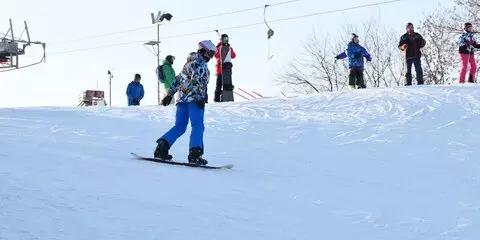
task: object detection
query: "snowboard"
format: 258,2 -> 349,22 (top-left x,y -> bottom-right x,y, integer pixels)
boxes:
221,63 -> 234,102
130,152 -> 233,170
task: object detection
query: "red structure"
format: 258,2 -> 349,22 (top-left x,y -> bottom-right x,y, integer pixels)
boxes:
78,90 -> 107,107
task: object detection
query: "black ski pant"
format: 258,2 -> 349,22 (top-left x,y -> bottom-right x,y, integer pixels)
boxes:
214,63 -> 234,102
214,74 -> 223,102
349,68 -> 366,89
405,57 -> 424,85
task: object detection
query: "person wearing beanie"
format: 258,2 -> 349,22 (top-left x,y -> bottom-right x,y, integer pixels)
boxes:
398,22 -> 426,85
126,73 -> 144,106
334,33 -> 372,89
457,22 -> 480,83
158,55 -> 177,105
214,33 -> 236,102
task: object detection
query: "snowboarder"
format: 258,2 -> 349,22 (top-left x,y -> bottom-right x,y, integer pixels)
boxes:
398,22 -> 426,85
457,22 -> 480,83
126,73 -> 144,106
334,33 -> 372,89
159,55 -> 177,105
214,34 -> 236,102
154,40 -> 217,165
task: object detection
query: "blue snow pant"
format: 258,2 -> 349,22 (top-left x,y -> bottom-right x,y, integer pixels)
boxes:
157,102 -> 205,150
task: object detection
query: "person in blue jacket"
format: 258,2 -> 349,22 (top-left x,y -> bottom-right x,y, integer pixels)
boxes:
335,33 -> 372,89
126,73 -> 144,106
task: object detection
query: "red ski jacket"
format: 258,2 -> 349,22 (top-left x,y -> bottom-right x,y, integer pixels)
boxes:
215,43 -> 236,75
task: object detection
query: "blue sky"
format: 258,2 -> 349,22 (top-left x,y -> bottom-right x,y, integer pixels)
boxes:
0,0 -> 453,107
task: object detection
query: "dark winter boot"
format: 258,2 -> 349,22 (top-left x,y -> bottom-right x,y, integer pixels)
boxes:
188,147 -> 208,165
154,139 -> 173,160
355,70 -> 366,89
468,75 -> 475,83
405,76 -> 412,86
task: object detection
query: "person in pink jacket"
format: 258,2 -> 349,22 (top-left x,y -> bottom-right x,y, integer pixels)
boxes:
457,22 -> 480,83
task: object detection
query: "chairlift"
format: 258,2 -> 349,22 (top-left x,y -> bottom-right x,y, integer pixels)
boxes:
0,18 -> 46,72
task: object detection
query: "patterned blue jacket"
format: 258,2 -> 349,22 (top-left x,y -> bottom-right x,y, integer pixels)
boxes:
335,42 -> 372,69
457,31 -> 480,54
168,53 -> 210,104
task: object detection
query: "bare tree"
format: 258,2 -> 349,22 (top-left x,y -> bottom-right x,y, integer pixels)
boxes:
360,18 -> 404,87
453,0 -> 480,25
278,32 -> 349,93
419,7 -> 459,85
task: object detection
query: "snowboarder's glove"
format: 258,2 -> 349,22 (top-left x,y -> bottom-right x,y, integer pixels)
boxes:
354,52 -> 362,59
205,93 -> 208,104
133,99 -> 140,105
161,95 -> 173,106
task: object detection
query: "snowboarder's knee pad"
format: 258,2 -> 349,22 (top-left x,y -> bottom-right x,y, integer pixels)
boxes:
223,84 -> 234,91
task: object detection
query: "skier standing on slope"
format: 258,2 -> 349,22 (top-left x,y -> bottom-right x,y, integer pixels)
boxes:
335,33 -> 372,89
457,22 -> 480,83
153,40 -> 217,165
398,22 -> 426,86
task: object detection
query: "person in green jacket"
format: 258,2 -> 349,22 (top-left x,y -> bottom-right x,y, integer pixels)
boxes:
160,55 -> 176,105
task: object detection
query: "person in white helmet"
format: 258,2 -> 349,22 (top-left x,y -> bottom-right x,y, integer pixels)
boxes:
154,40 -> 217,165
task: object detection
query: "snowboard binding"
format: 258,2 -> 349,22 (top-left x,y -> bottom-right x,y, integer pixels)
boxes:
154,139 -> 173,160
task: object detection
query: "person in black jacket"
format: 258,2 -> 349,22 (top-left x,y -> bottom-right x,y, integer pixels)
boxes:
398,22 -> 426,85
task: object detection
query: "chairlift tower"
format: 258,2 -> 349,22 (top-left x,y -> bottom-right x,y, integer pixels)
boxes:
0,18 -> 46,72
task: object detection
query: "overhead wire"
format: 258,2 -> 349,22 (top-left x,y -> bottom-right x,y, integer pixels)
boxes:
269,0 -> 401,23
50,0 -> 301,45
48,0 -> 403,56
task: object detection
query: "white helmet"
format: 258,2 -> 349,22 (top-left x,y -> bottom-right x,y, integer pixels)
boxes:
198,40 -> 217,58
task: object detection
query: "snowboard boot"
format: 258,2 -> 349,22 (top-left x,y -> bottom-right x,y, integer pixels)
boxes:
154,139 -> 173,160
187,147 -> 208,165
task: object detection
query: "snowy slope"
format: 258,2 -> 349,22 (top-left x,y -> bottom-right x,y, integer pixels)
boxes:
1,85 -> 480,240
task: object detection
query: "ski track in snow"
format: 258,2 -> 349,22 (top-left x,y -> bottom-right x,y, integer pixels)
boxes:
1,85 -> 480,239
